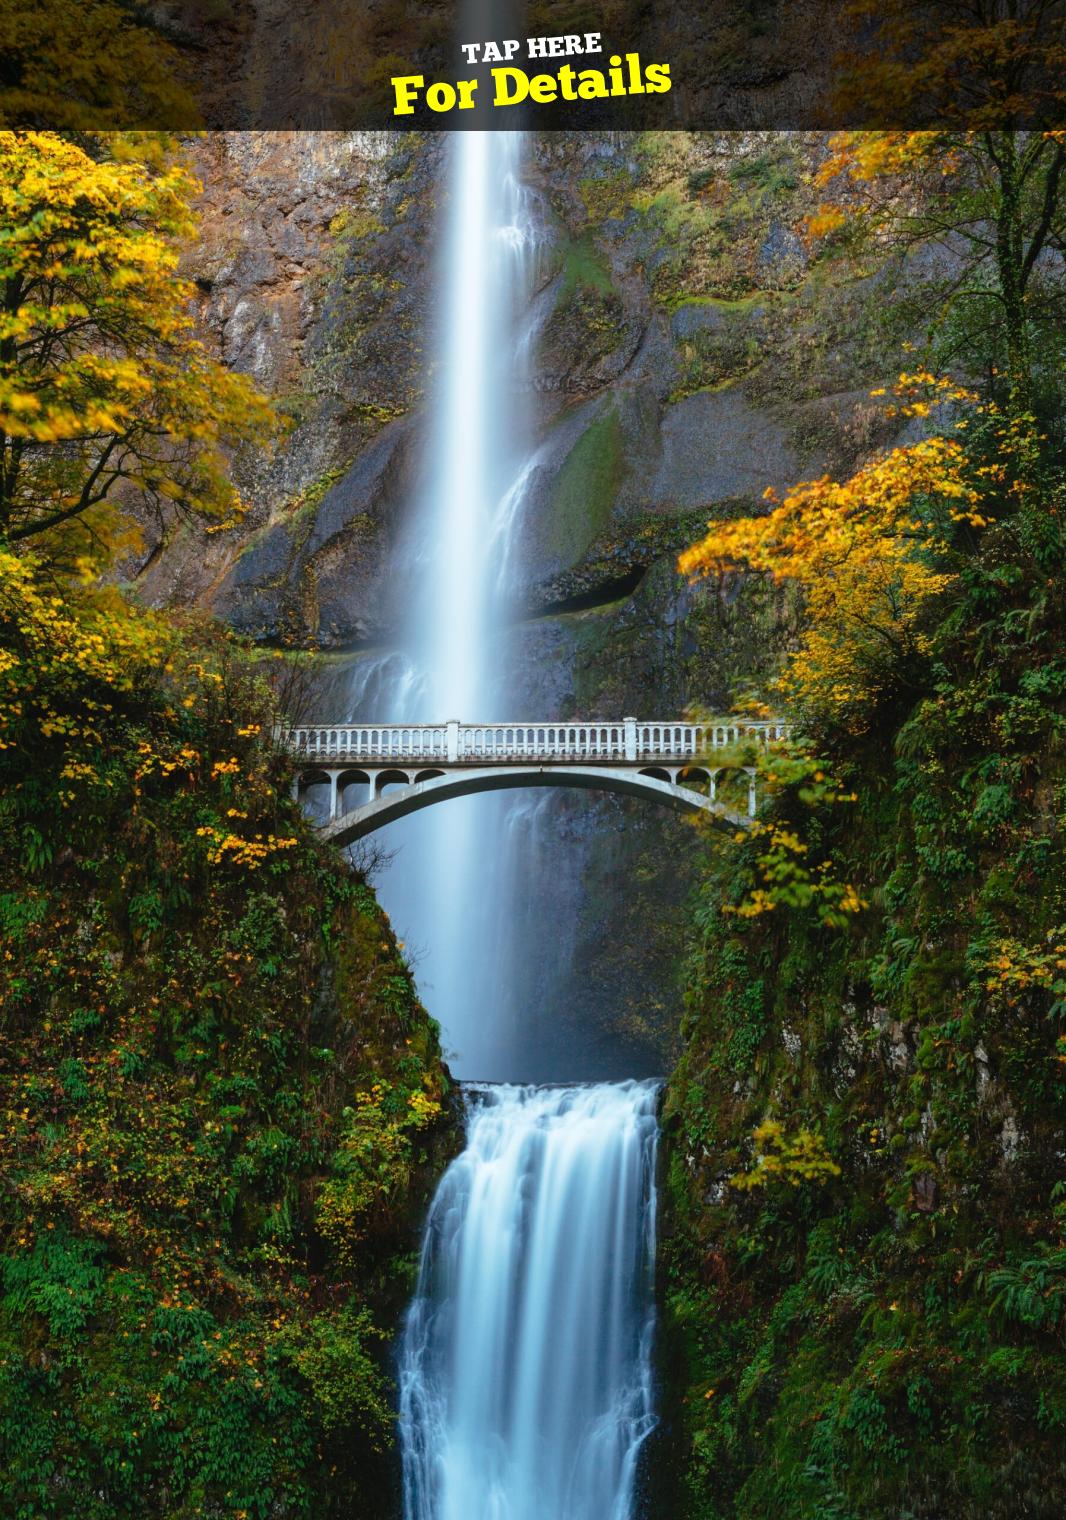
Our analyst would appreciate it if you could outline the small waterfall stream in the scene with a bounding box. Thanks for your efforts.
[399,1083,660,1520]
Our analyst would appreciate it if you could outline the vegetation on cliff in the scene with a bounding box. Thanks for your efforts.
[663,124,1066,1519]
[0,130,454,1518]
[0,551,454,1517]
[0,131,274,552]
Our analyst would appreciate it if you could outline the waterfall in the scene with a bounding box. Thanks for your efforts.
[347,133,662,1519]
[345,130,544,1082]
[399,1081,660,1520]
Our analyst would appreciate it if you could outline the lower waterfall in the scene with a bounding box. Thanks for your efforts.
[399,1081,660,1520]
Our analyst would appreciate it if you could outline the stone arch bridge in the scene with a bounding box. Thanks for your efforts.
[287,718,790,847]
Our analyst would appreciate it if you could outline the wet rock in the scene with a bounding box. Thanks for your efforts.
[782,1026,802,1060]
[671,299,744,341]
[636,388,813,510]
[756,219,807,283]
[912,1172,938,1212]
[975,1041,991,1098]
[213,418,419,648]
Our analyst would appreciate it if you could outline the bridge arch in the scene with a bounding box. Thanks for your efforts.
[315,764,754,848]
[678,764,710,785]
[336,767,371,786]
[335,770,372,814]
[375,767,413,798]
[295,769,334,822]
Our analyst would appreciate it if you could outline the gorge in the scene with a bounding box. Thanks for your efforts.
[2,97,1064,1520]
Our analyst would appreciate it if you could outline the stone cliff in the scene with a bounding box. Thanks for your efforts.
[134,129,914,1071]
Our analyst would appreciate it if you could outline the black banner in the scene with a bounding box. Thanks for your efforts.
[1,0,1062,130]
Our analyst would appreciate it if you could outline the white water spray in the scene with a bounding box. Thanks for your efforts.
[368,133,662,1520]
[347,130,543,1080]
[399,1081,660,1520]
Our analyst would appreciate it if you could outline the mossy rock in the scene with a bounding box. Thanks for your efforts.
[542,404,625,568]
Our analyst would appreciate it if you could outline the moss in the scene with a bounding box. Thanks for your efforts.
[578,167,633,224]
[726,152,798,196]
[544,405,624,566]
[329,208,386,240]
[627,137,810,307]
[558,234,616,299]
[0,603,459,1518]
[669,374,741,404]
[290,459,350,518]
[350,400,406,427]
[667,292,769,316]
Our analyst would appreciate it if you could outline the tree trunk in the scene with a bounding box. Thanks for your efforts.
[993,132,1031,409]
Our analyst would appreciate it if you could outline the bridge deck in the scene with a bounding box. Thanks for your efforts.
[286,717,789,767]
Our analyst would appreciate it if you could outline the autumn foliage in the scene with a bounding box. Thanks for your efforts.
[0,0,195,130]
[0,132,274,553]
[0,552,454,1513]
[680,376,986,726]
[668,117,1066,1520]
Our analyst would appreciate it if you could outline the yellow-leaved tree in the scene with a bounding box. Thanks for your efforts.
[813,1,1065,404]
[0,132,275,554]
[0,0,194,130]
[679,377,984,729]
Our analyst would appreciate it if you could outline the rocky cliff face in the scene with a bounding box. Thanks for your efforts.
[136,129,430,639]
[135,129,912,1072]
[143,130,898,651]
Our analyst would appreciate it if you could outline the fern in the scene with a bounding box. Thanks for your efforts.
[983,1247,1066,1329]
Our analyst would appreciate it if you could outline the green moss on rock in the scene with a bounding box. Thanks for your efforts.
[545,405,625,567]
[0,603,457,1519]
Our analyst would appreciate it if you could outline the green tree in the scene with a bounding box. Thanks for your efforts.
[812,129,1065,404]
[815,0,1066,405]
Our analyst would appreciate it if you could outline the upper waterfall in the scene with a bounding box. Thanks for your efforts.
[417,130,537,716]
[344,130,547,1081]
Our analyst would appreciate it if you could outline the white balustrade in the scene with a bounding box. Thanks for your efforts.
[289,725,449,762]
[285,719,789,765]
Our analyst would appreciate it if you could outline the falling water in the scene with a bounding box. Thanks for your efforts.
[414,130,536,711]
[347,131,663,1517]
[345,129,544,1081]
[399,1082,660,1520]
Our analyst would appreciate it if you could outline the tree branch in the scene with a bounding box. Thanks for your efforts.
[1020,143,1066,291]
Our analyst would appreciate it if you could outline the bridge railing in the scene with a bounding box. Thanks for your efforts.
[285,718,790,765]
[288,726,449,762]
[634,721,789,758]
[460,723,627,760]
